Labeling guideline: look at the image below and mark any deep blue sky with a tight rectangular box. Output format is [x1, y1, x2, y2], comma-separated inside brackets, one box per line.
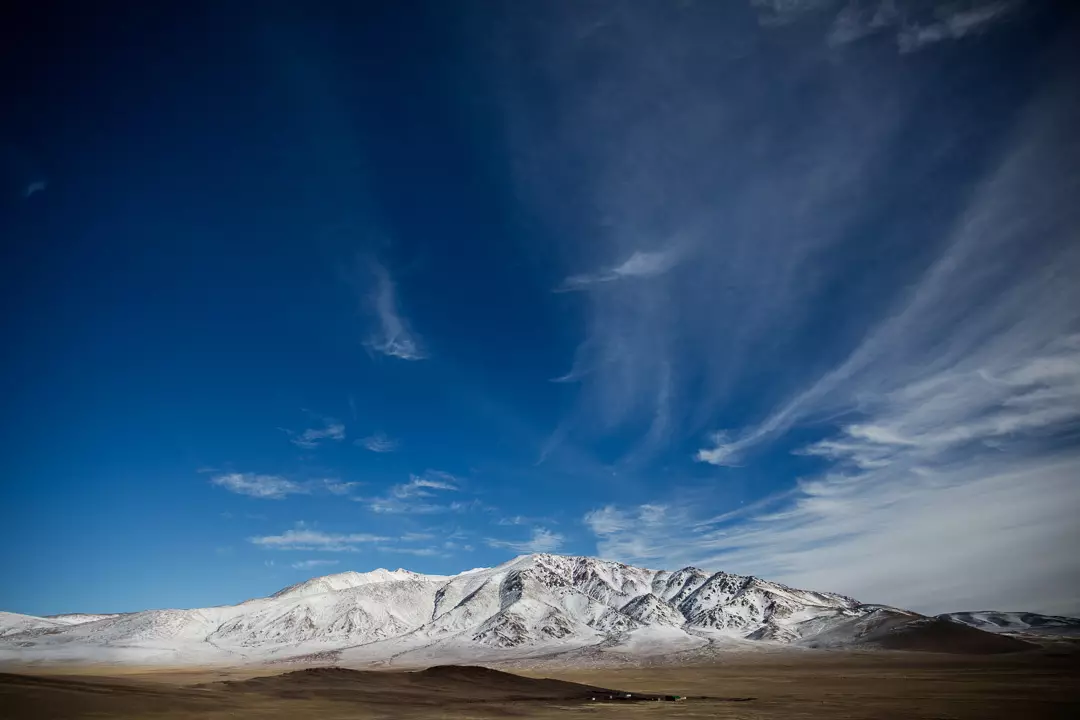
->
[3, 0, 1078, 617]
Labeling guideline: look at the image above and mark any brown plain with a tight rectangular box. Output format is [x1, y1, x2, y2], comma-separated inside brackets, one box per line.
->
[2, 650, 1078, 719]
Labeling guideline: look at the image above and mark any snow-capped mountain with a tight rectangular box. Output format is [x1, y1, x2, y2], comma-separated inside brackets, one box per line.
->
[937, 611, 1080, 637]
[0, 554, 1056, 666]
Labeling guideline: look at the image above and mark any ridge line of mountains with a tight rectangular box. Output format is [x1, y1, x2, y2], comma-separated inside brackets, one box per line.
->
[3, 553, 1077, 666]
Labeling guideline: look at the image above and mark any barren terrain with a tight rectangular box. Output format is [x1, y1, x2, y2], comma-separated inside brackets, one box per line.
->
[2, 649, 1078, 719]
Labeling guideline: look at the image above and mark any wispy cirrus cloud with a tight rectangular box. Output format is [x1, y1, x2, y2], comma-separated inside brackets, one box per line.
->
[555, 247, 683, 292]
[359, 472, 462, 514]
[363, 259, 427, 361]
[282, 415, 346, 449]
[377, 546, 443, 557]
[587, 450, 1080, 615]
[320, 478, 362, 496]
[598, 69, 1080, 615]
[392, 474, 458, 498]
[696, 68, 1080, 469]
[209, 473, 360, 499]
[751, 0, 1025, 51]
[495, 514, 557, 527]
[356, 432, 399, 453]
[211, 473, 308, 500]
[250, 528, 388, 552]
[896, 1, 1023, 52]
[291, 559, 340, 570]
[498, 1, 921, 462]
[486, 527, 564, 554]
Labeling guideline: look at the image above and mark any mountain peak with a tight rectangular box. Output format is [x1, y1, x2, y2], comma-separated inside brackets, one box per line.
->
[270, 568, 445, 599]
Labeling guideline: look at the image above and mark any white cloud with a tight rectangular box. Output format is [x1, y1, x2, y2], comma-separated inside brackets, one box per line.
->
[697, 70, 1080, 468]
[582, 506, 635, 535]
[360, 473, 462, 514]
[283, 416, 346, 449]
[209, 472, 359, 499]
[367, 499, 447, 515]
[751, 0, 1023, 51]
[377, 546, 443, 557]
[392, 474, 457, 498]
[250, 529, 388, 552]
[751, 0, 838, 26]
[401, 532, 436, 541]
[556, 248, 682, 292]
[494, 511, 557, 528]
[495, 0, 1073, 613]
[364, 259, 427, 360]
[675, 72, 1080, 615]
[357, 432, 399, 453]
[320, 479, 361, 496]
[897, 1, 1022, 52]
[587, 451, 1080, 615]
[499, 1, 921, 461]
[210, 473, 308, 500]
[290, 559, 340, 570]
[24, 179, 47, 198]
[486, 527, 565, 554]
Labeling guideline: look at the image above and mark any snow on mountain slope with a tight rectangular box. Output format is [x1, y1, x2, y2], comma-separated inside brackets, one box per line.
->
[938, 611, 1080, 636]
[653, 567, 711, 605]
[0, 554, 1044, 666]
[620, 593, 686, 627]
[212, 577, 445, 648]
[0, 612, 67, 638]
[271, 569, 448, 600]
[45, 614, 124, 625]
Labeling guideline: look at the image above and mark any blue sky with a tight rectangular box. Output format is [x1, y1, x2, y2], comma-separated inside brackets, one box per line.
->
[2, 0, 1078, 617]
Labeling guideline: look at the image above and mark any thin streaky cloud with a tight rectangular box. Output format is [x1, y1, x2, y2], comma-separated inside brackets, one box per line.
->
[24, 179, 47, 198]
[499, 0, 914, 461]
[697, 68, 1080, 468]
[209, 472, 359, 499]
[250, 529, 388, 552]
[365, 259, 427, 361]
[555, 247, 682, 292]
[321, 479, 362, 496]
[364, 498, 455, 515]
[291, 559, 340, 570]
[486, 527, 564, 554]
[897, 1, 1022, 52]
[586, 453, 1080, 616]
[377, 546, 443, 557]
[358, 472, 462, 514]
[283, 415, 346, 449]
[752, 0, 1023, 51]
[619, 69, 1080, 615]
[357, 432, 399, 453]
[210, 473, 308, 500]
[391, 474, 458, 499]
[495, 514, 558, 527]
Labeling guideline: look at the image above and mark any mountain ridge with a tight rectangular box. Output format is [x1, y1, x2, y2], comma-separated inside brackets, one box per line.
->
[0, 553, 1059, 666]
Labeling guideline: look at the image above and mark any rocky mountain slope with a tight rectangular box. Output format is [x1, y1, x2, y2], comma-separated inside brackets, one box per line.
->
[938, 611, 1080, 637]
[0, 554, 1057, 666]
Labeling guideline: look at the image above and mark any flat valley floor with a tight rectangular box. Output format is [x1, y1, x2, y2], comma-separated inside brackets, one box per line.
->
[2, 650, 1079, 719]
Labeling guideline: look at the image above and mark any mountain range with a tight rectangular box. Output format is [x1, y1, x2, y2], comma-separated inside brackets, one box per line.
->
[2, 554, 1073, 667]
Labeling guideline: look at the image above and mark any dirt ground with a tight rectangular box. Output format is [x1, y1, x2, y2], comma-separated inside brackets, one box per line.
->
[2, 650, 1078, 719]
